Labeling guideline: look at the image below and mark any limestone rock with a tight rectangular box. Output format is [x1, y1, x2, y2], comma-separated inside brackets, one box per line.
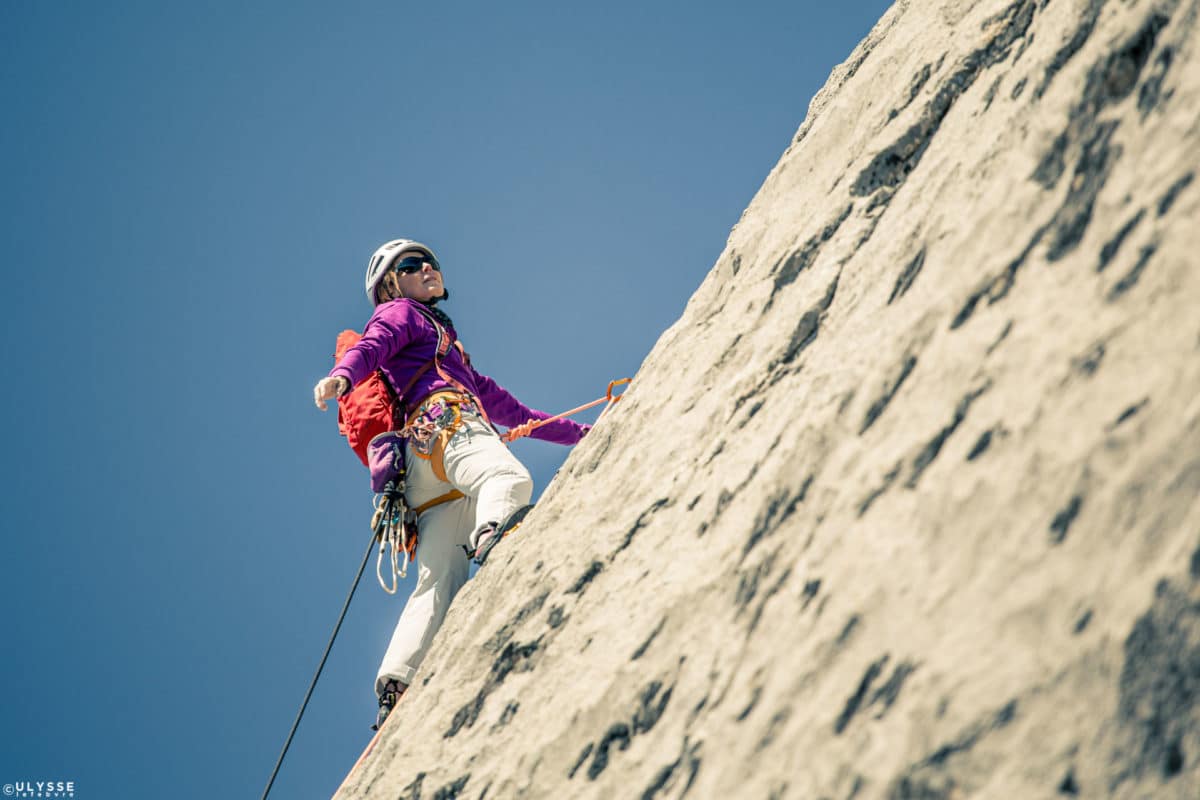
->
[336, 0, 1200, 797]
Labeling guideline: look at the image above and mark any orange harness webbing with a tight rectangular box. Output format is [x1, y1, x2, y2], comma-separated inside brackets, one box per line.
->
[413, 489, 465, 515]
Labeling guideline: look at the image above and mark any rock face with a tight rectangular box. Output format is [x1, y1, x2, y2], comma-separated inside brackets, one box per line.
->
[335, 0, 1200, 797]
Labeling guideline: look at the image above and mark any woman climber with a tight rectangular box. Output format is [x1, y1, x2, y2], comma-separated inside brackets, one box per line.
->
[313, 238, 589, 729]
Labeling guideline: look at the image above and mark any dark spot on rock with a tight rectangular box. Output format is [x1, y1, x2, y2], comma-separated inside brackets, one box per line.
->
[737, 687, 763, 722]
[1058, 767, 1080, 795]
[1033, 0, 1107, 100]
[432, 774, 470, 800]
[748, 566, 793, 633]
[1010, 76, 1028, 99]
[1094, 12, 1170, 106]
[547, 605, 567, 629]
[1139, 46, 1175, 117]
[1049, 495, 1083, 544]
[859, 461, 903, 517]
[966, 429, 994, 461]
[839, 614, 861, 645]
[837, 657, 888, 734]
[687, 494, 702, 511]
[772, 274, 840, 370]
[1158, 171, 1194, 216]
[888, 773, 954, 799]
[743, 482, 808, 559]
[640, 737, 702, 800]
[493, 702, 519, 730]
[1045, 121, 1120, 261]
[578, 681, 676, 781]
[801, 579, 821, 610]
[1164, 738, 1184, 777]
[1190, 544, 1200, 579]
[757, 708, 792, 751]
[889, 63, 933, 121]
[587, 723, 632, 780]
[871, 662, 918, 716]
[399, 772, 427, 800]
[987, 321, 1014, 356]
[888, 249, 926, 304]
[908, 385, 990, 488]
[632, 617, 666, 660]
[1108, 398, 1149, 430]
[1031, 10, 1170, 269]
[1075, 609, 1093, 633]
[768, 205, 853, 308]
[853, 0, 1036, 198]
[568, 743, 594, 779]
[982, 75, 1003, 112]
[567, 561, 604, 595]
[1114, 580, 1200, 786]
[861, 355, 918, 434]
[839, 389, 857, 415]
[486, 591, 549, 654]
[613, 498, 671, 556]
[633, 680, 673, 735]
[950, 283, 989, 330]
[742, 400, 764, 426]
[951, 225, 1047, 328]
[715, 489, 735, 517]
[1107, 242, 1158, 301]
[736, 552, 776, 616]
[1071, 342, 1105, 375]
[917, 700, 1020, 777]
[445, 638, 542, 738]
[1097, 209, 1145, 272]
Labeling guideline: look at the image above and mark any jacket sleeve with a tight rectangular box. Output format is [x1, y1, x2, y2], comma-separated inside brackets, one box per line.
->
[328, 302, 417, 389]
[471, 367, 589, 445]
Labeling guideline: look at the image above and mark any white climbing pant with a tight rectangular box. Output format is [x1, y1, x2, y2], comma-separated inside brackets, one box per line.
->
[374, 410, 533, 695]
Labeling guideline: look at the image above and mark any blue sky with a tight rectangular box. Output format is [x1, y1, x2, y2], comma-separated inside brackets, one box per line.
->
[0, 2, 890, 797]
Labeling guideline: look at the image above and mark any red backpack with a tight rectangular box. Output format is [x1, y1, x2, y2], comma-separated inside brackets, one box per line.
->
[333, 330, 401, 467]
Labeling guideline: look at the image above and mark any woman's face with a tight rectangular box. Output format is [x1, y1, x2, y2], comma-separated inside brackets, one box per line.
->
[389, 250, 444, 303]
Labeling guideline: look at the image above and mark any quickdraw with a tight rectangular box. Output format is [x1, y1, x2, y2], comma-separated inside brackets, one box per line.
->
[370, 487, 414, 594]
[371, 484, 467, 593]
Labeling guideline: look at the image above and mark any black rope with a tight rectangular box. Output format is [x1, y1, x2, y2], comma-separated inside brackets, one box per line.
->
[261, 522, 381, 800]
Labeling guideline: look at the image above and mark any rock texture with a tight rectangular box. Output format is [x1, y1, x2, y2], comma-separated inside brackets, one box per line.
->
[336, 0, 1200, 797]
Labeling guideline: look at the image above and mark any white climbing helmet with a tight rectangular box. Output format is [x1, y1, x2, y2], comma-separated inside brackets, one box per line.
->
[364, 239, 438, 304]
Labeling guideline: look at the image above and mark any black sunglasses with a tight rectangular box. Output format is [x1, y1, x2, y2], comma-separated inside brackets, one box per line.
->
[392, 254, 441, 275]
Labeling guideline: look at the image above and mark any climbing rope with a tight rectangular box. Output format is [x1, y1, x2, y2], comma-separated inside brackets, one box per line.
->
[501, 378, 630, 443]
[261, 526, 377, 800]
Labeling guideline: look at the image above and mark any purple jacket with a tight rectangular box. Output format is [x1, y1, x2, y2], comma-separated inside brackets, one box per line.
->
[329, 299, 587, 446]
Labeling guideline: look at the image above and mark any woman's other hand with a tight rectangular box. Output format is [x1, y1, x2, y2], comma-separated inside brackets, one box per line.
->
[314, 377, 349, 411]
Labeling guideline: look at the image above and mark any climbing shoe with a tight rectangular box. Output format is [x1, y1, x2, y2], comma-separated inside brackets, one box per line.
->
[371, 678, 407, 731]
[468, 504, 534, 566]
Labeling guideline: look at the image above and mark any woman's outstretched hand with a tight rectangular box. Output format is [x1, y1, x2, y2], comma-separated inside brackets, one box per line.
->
[313, 377, 348, 411]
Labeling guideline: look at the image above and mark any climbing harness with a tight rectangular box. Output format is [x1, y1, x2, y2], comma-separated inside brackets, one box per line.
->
[402, 391, 478, 483]
[501, 378, 630, 442]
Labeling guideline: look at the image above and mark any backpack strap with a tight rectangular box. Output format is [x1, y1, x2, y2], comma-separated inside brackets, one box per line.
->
[406, 304, 491, 426]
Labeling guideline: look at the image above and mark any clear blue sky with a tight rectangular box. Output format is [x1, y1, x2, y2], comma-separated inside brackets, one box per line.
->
[0, 2, 890, 797]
